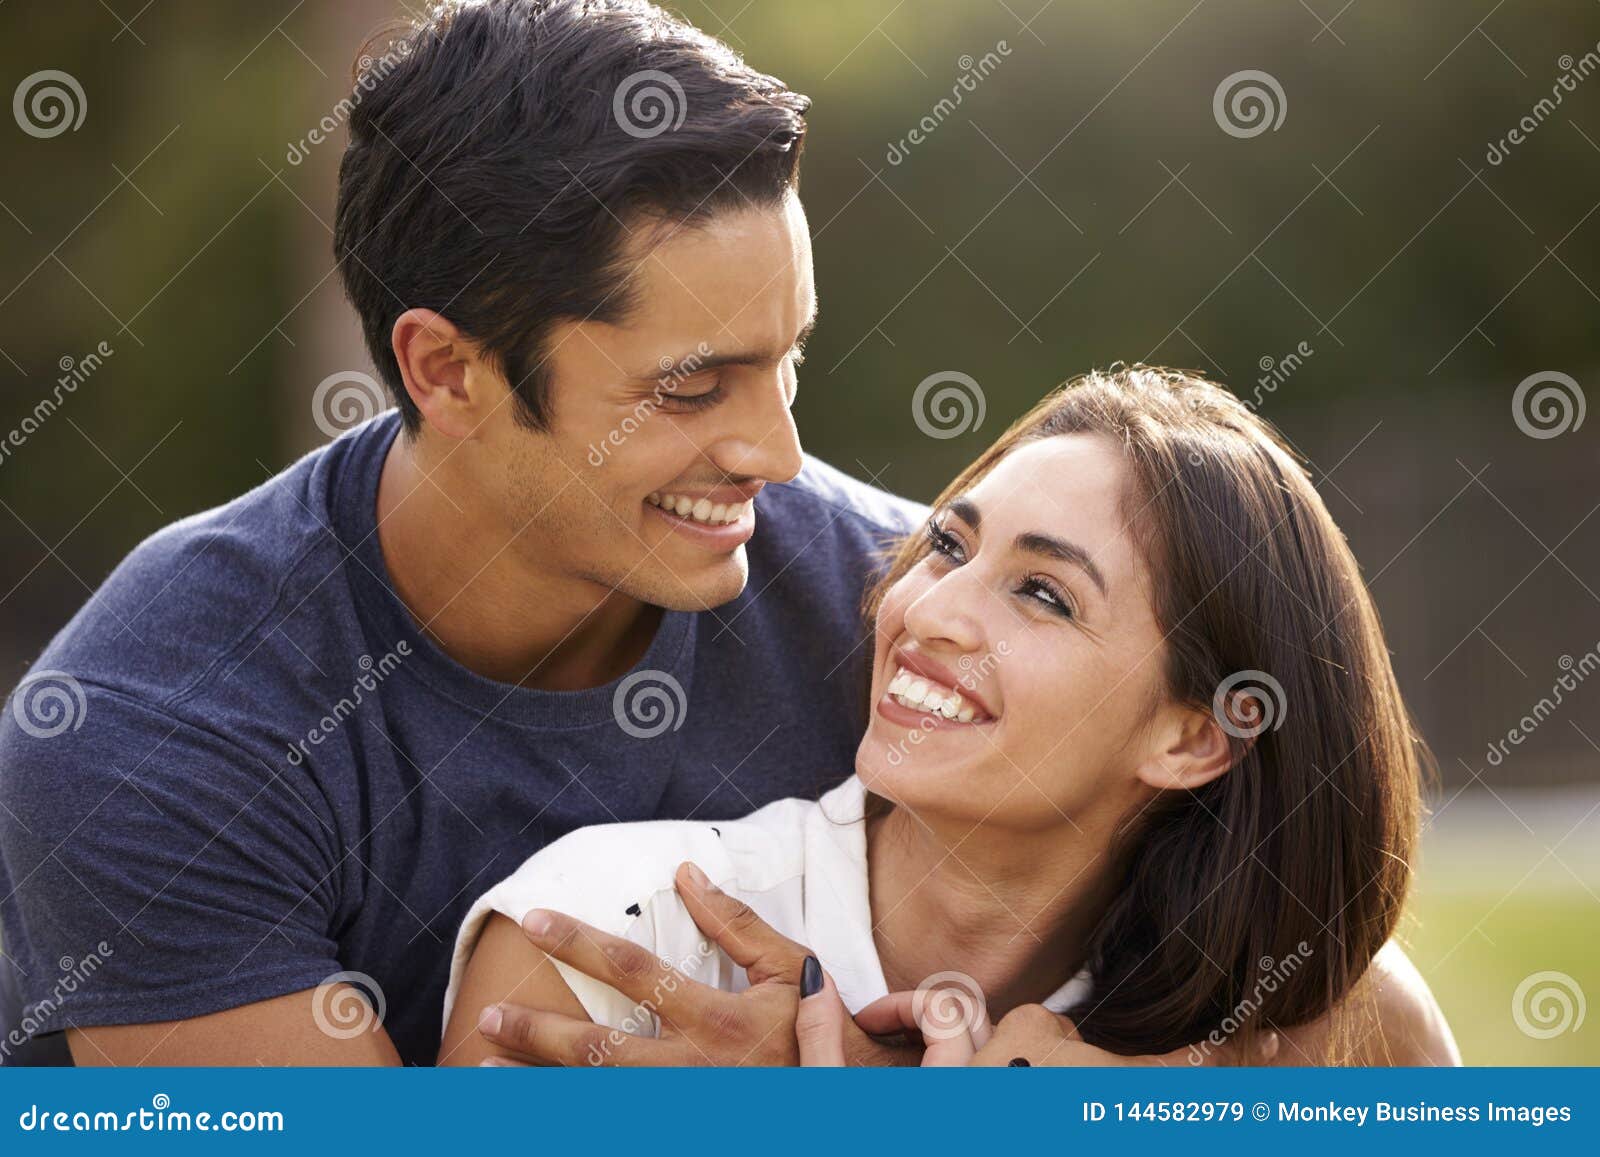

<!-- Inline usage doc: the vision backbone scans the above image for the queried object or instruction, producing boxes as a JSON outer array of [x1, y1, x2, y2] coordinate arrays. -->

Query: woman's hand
[[796, 961, 990, 1066], [797, 967, 1279, 1067], [476, 863, 916, 1066]]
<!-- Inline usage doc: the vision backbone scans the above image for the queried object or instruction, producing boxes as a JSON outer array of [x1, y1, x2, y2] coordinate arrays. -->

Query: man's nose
[[708, 374, 804, 484]]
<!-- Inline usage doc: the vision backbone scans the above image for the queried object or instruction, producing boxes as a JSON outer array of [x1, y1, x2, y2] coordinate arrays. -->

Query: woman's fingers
[[855, 987, 990, 1066], [674, 861, 811, 986], [854, 991, 922, 1038], [795, 957, 847, 1067]]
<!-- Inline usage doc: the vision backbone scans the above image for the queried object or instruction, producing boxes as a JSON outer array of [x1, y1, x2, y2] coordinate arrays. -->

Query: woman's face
[[856, 433, 1177, 834]]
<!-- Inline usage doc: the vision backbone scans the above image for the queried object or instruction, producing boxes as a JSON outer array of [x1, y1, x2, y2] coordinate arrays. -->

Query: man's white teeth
[[646, 492, 750, 525], [886, 666, 982, 723]]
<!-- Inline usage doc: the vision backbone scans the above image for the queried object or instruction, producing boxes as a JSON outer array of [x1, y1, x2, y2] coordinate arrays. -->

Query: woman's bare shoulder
[[1278, 940, 1462, 1066]]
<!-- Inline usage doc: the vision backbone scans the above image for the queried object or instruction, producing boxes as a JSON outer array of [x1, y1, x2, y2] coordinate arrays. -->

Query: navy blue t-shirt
[[0, 413, 922, 1065]]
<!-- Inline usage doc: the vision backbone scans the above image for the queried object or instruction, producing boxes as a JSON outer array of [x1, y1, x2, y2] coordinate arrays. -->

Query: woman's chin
[[853, 725, 970, 810]]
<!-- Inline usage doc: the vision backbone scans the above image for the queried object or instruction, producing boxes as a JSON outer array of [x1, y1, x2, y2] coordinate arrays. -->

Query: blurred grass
[[1405, 881, 1597, 1064]]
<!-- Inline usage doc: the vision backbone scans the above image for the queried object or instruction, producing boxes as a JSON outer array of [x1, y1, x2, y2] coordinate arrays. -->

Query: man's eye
[[662, 386, 723, 412]]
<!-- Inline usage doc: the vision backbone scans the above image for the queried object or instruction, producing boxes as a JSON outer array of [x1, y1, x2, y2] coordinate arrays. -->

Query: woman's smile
[[876, 647, 997, 729]]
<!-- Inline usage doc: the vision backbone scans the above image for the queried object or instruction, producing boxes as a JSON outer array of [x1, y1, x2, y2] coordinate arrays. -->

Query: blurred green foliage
[[3, 0, 1599, 781]]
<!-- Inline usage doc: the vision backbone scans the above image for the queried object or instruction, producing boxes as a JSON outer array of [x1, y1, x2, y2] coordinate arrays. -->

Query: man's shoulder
[[26, 433, 361, 709], [758, 454, 926, 547]]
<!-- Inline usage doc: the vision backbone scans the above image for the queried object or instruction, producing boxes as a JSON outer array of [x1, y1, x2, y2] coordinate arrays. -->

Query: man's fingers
[[519, 909, 689, 1015], [795, 962, 848, 1067], [970, 1004, 1073, 1067], [477, 1001, 664, 1067], [1175, 1029, 1281, 1067], [674, 861, 810, 984]]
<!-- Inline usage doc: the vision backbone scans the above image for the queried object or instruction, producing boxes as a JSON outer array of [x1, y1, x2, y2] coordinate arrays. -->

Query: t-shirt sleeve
[[442, 820, 736, 1039], [0, 684, 346, 1039]]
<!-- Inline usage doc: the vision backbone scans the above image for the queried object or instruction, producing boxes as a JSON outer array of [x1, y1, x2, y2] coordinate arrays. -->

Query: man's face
[[476, 191, 814, 613]]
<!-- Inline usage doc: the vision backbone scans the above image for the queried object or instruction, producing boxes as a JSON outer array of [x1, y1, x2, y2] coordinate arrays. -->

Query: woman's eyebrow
[[943, 495, 1108, 598], [1015, 532, 1108, 598]]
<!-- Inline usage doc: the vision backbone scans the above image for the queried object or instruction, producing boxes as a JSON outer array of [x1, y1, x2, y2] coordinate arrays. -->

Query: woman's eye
[[924, 519, 967, 564], [1018, 576, 1074, 619]]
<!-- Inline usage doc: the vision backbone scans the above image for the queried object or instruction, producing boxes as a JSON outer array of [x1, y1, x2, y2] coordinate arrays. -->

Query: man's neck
[[866, 802, 1120, 1019], [373, 435, 660, 690]]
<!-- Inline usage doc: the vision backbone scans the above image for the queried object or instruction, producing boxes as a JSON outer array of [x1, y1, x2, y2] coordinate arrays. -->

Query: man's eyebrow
[[638, 306, 818, 380], [942, 495, 1108, 598]]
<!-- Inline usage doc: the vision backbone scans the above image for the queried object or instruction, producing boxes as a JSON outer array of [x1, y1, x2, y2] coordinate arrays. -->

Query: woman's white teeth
[[646, 492, 750, 525], [886, 666, 982, 723]]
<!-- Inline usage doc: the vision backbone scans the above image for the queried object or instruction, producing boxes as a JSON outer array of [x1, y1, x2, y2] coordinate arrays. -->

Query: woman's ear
[[390, 308, 502, 440], [1133, 701, 1251, 793]]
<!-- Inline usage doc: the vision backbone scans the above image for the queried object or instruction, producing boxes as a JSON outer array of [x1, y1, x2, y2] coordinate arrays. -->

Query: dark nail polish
[[1007, 1056, 1031, 1067], [800, 955, 823, 998]]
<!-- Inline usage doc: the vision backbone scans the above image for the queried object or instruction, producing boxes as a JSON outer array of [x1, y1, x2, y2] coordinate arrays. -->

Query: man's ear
[[390, 308, 503, 440], [1132, 701, 1250, 793]]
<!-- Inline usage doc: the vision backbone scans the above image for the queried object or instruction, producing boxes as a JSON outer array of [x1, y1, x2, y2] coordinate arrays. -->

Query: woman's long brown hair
[[865, 366, 1429, 1062]]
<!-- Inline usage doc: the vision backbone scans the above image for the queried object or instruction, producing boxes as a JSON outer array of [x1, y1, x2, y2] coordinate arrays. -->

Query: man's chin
[[639, 546, 750, 612]]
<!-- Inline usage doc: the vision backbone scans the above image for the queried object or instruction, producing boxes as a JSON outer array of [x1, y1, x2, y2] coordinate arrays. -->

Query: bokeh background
[[2, 0, 1596, 1063]]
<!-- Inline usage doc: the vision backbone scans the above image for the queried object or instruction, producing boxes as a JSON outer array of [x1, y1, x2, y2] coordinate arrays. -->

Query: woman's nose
[[902, 567, 985, 654]]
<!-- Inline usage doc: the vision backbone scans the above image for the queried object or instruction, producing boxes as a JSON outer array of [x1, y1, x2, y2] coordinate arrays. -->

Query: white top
[[442, 776, 1091, 1037]]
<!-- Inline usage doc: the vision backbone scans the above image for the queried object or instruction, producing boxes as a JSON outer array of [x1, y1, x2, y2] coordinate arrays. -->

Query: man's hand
[[797, 980, 1278, 1068], [797, 966, 982, 1067], [476, 862, 911, 1066]]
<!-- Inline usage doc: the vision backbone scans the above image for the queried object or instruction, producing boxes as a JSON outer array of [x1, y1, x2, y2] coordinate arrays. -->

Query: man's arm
[[472, 863, 916, 1066], [438, 913, 592, 1066], [0, 694, 361, 1064], [1274, 940, 1461, 1066], [67, 984, 401, 1066], [966, 939, 1460, 1067]]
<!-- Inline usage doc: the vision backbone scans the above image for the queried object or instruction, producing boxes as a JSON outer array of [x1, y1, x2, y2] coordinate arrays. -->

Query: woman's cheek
[[875, 567, 932, 643]]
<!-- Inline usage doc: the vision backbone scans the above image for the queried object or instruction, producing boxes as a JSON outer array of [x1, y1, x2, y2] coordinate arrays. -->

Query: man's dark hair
[[333, 0, 810, 434]]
